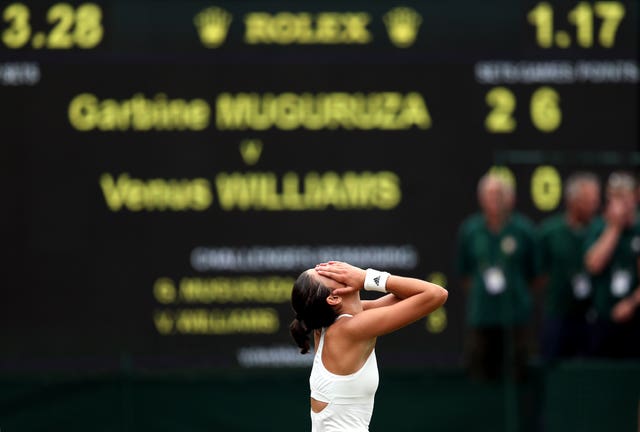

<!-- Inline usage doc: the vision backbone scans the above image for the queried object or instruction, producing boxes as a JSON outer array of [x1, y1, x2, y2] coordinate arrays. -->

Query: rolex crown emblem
[[383, 7, 422, 48], [194, 7, 233, 48]]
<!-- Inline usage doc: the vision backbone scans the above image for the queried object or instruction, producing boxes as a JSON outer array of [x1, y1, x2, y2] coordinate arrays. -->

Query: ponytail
[[290, 270, 337, 354], [289, 317, 312, 354]]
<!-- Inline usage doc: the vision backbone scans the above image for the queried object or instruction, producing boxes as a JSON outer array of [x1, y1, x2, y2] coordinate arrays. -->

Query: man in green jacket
[[585, 172, 640, 358], [538, 172, 600, 362], [457, 173, 537, 380]]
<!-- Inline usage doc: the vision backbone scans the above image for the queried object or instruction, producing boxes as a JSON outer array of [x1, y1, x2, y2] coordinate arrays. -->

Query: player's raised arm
[[315, 261, 448, 339]]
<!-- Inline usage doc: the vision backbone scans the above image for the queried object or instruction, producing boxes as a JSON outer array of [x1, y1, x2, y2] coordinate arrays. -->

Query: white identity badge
[[483, 267, 506, 295], [571, 273, 591, 299], [501, 236, 517, 255], [611, 269, 631, 297]]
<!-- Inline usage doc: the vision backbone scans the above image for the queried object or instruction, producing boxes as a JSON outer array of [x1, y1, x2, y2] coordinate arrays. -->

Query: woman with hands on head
[[290, 261, 448, 432]]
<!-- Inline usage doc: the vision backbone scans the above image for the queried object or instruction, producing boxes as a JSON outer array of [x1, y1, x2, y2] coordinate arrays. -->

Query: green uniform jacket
[[456, 212, 536, 327], [584, 216, 640, 322], [538, 214, 592, 319]]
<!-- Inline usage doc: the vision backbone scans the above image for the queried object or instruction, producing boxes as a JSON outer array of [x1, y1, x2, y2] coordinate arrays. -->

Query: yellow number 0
[[531, 165, 562, 211]]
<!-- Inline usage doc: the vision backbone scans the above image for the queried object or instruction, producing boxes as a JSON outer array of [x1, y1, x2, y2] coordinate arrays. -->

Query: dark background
[[0, 0, 637, 371], [1, 2, 639, 431]]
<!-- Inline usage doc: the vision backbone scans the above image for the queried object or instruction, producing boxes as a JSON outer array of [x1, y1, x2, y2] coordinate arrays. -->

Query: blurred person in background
[[585, 171, 640, 358], [290, 261, 447, 432], [503, 175, 536, 232], [537, 172, 601, 363], [456, 173, 537, 381]]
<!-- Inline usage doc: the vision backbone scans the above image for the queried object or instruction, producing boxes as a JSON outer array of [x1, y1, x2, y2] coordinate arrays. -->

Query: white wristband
[[364, 268, 390, 293]]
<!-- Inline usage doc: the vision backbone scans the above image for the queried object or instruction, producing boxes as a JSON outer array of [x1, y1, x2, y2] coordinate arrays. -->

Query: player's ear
[[326, 294, 342, 307]]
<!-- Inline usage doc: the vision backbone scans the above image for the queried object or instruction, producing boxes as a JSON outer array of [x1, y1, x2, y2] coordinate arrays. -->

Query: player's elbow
[[437, 287, 448, 307], [425, 285, 448, 310]]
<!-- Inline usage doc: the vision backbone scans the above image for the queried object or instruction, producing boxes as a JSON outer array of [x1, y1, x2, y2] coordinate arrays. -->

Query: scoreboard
[[0, 0, 637, 370]]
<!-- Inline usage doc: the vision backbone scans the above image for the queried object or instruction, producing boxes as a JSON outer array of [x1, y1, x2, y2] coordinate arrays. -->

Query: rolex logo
[[383, 7, 422, 48], [194, 7, 233, 48]]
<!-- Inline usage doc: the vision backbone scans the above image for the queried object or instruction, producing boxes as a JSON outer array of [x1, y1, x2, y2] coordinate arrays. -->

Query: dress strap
[[336, 313, 353, 319]]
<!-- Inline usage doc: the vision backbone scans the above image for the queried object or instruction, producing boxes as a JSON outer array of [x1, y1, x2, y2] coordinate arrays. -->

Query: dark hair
[[289, 271, 337, 354]]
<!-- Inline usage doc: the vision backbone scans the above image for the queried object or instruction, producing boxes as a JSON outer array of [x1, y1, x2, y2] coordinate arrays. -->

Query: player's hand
[[315, 261, 366, 296]]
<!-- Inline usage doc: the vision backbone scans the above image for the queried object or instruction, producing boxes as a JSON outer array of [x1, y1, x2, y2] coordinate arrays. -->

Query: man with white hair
[[585, 171, 640, 357], [457, 173, 537, 380], [538, 172, 601, 362]]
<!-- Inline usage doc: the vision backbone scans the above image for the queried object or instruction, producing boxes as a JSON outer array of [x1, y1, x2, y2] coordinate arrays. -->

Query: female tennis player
[[290, 261, 448, 431]]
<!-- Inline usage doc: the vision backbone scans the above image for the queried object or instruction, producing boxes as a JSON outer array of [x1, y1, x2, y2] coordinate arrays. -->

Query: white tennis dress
[[309, 314, 379, 432]]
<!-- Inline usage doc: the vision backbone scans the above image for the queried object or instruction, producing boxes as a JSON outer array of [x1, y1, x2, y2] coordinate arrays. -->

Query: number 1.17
[[528, 1, 625, 48]]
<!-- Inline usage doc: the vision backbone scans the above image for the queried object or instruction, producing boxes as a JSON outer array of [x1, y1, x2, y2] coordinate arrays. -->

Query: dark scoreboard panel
[[1, 1, 637, 370]]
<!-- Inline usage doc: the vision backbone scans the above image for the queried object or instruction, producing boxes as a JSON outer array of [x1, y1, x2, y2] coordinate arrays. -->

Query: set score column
[[479, 0, 637, 215], [480, 81, 564, 214]]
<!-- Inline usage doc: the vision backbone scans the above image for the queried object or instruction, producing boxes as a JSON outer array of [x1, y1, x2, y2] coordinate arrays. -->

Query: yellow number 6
[[530, 87, 561, 132]]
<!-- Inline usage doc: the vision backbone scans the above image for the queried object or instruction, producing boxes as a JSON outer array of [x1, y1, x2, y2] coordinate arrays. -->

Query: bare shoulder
[[326, 315, 370, 344], [323, 317, 376, 373]]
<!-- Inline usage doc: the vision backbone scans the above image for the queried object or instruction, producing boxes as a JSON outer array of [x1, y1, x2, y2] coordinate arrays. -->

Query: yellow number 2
[[47, 3, 74, 48], [485, 87, 516, 133]]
